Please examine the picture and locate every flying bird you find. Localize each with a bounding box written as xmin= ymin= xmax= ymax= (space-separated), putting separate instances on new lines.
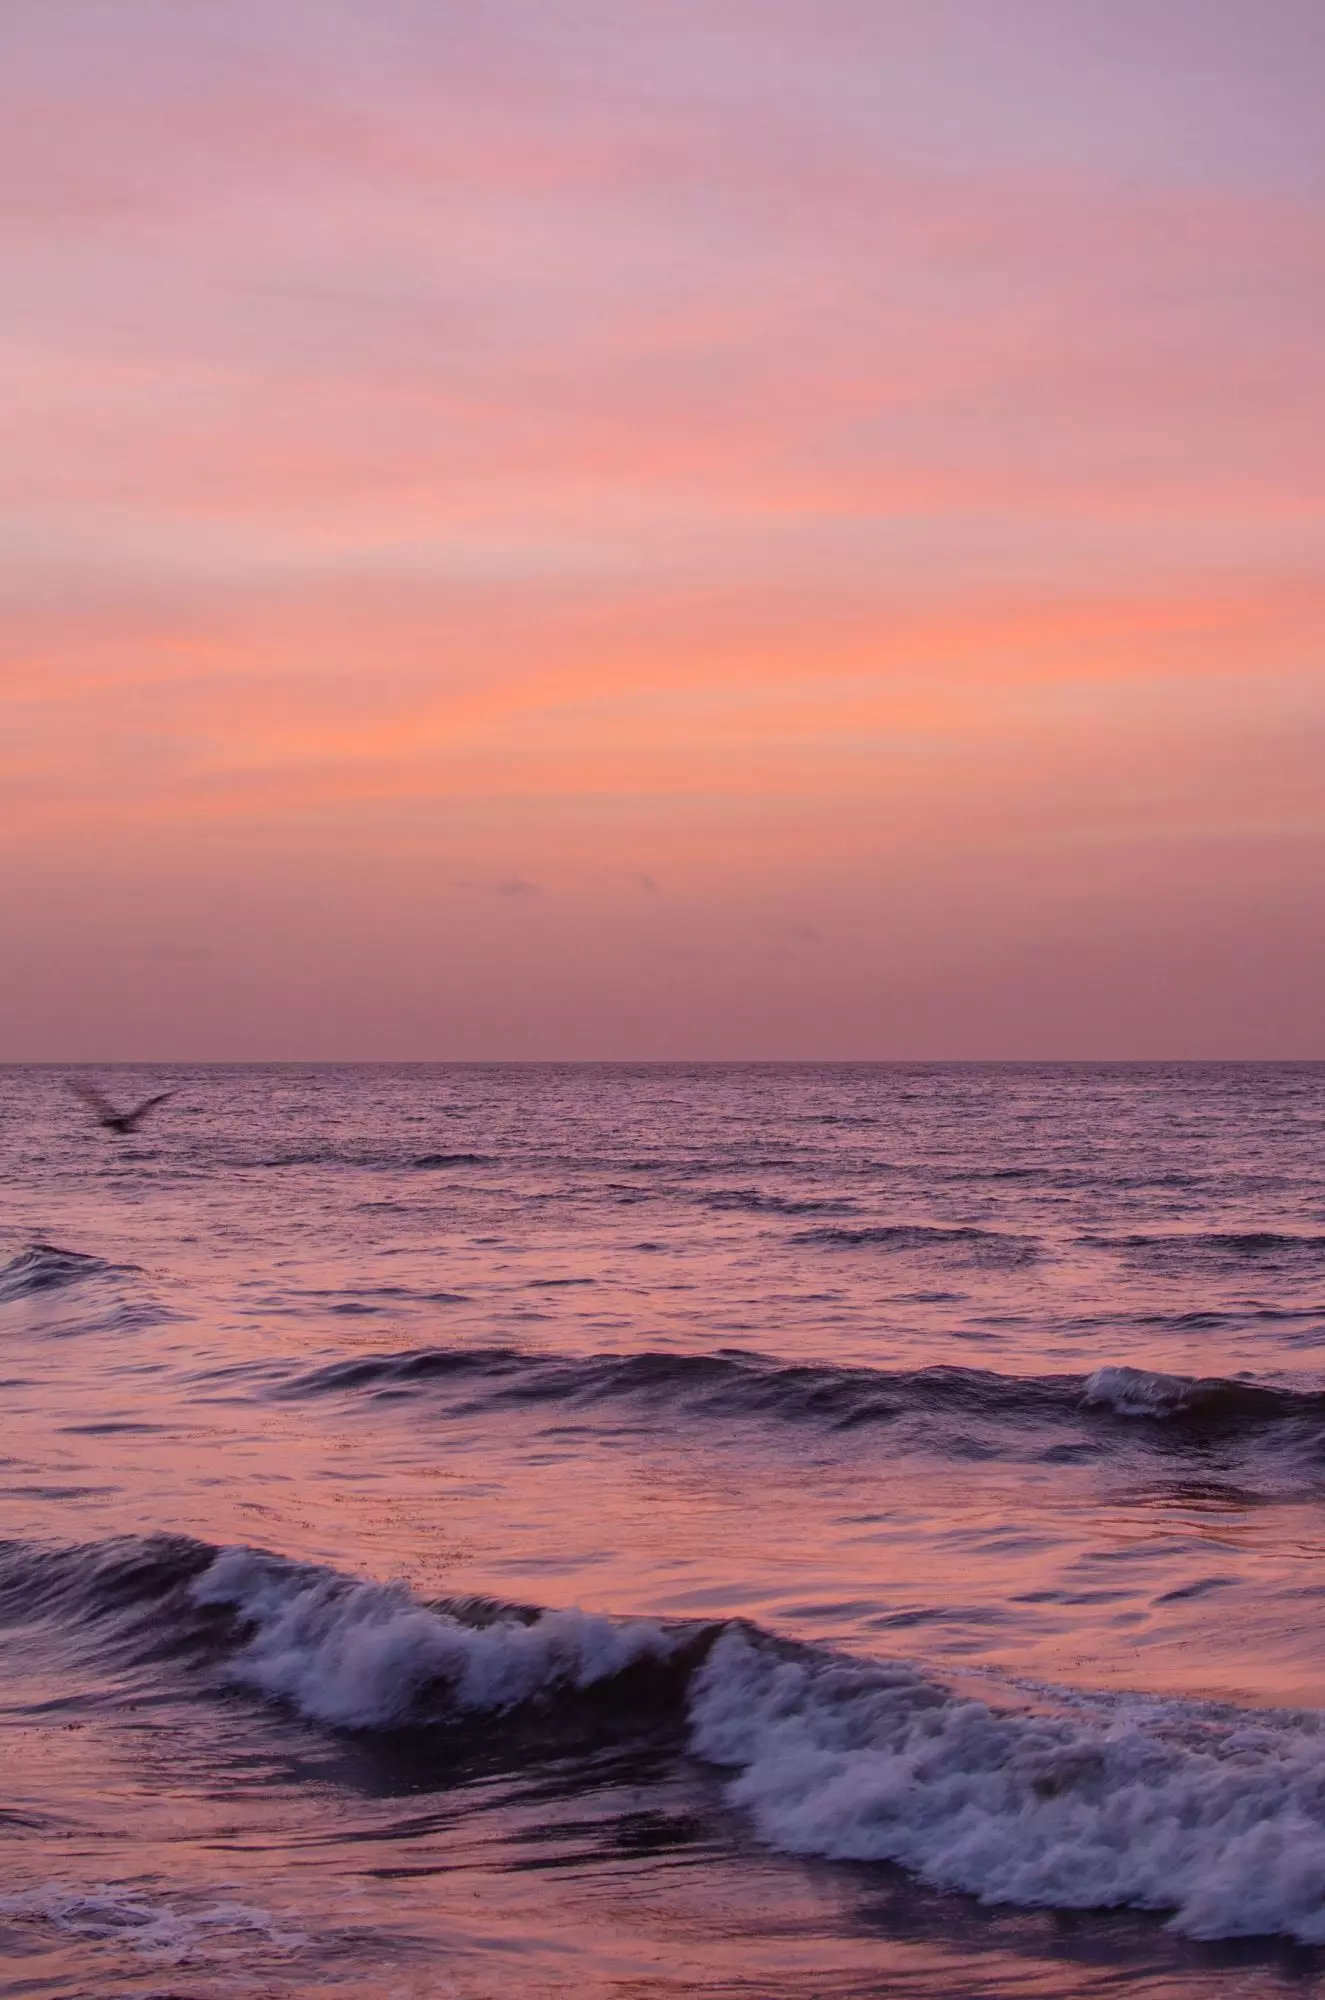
xmin=69 ymin=1080 xmax=173 ymax=1135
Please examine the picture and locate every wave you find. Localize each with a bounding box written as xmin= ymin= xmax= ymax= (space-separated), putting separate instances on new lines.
xmin=0 ymin=1242 xmax=174 ymax=1338
xmin=690 ymin=1625 xmax=1325 ymax=1944
xmin=283 ymin=1343 xmax=1076 ymax=1435
xmin=0 ymin=1533 xmax=219 ymax=1664
xmin=792 ymin=1224 xmax=1040 ymax=1265
xmin=1082 ymin=1364 xmax=1325 ymax=1422
xmin=193 ymin=1544 xmax=702 ymax=1730
xmin=279 ymin=1341 xmax=1325 ymax=1454
xmin=0 ymin=1533 xmax=704 ymax=1733
xmin=1088 ymin=1231 xmax=1325 ymax=1266
xmin=699 ymin=1189 xmax=859 ymax=1215
xmin=792 ymin=1113 xmax=879 ymax=1126
xmin=233 ymin=1147 xmax=496 ymax=1172
xmin=13 ymin=1532 xmax=1325 ymax=1942
xmin=0 ymin=1243 xmax=122 ymax=1303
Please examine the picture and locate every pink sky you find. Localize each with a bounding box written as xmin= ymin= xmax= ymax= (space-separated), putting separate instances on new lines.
xmin=2 ymin=0 xmax=1322 ymax=1057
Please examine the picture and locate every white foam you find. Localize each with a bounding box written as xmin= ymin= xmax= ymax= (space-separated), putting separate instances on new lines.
xmin=1081 ymin=1364 xmax=1194 ymax=1416
xmin=688 ymin=1626 xmax=1325 ymax=1942
xmin=191 ymin=1548 xmax=1325 ymax=1942
xmin=0 ymin=1884 xmax=305 ymax=1960
xmin=193 ymin=1545 xmax=679 ymax=1728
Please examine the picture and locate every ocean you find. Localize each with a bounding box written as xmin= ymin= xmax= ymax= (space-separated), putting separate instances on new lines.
xmin=3 ymin=1061 xmax=1325 ymax=1997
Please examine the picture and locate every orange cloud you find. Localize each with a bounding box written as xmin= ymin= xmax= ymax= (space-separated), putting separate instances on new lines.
xmin=2 ymin=1 xmax=1322 ymax=1053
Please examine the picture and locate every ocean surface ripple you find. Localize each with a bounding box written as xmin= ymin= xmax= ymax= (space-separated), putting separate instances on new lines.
xmin=3 ymin=1060 xmax=1325 ymax=1996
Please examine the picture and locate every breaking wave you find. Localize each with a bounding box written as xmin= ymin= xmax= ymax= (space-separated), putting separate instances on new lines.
xmin=193 ymin=1544 xmax=700 ymax=1730
xmin=0 ymin=1533 xmax=705 ymax=1734
xmin=13 ymin=1532 xmax=1325 ymax=1942
xmin=1081 ymin=1364 xmax=1324 ymax=1422
xmin=691 ymin=1625 xmax=1325 ymax=1944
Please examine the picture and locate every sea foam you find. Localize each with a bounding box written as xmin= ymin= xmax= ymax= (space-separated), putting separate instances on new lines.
xmin=0 ymin=1884 xmax=305 ymax=1960
xmin=690 ymin=1626 xmax=1325 ymax=1942
xmin=194 ymin=1545 xmax=682 ymax=1728
xmin=190 ymin=1545 xmax=1325 ymax=1943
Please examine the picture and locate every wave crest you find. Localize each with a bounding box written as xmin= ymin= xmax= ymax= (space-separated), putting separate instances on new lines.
xmin=285 ymin=1340 xmax=1325 ymax=1452
xmin=1089 ymin=1231 xmax=1325 ymax=1266
xmin=0 ymin=1243 xmax=119 ymax=1303
xmin=15 ymin=1531 xmax=1325 ymax=1942
xmin=1082 ymin=1364 xmax=1318 ymax=1424
xmin=284 ymin=1344 xmax=1076 ymax=1438
xmin=194 ymin=1546 xmax=689 ymax=1730
xmin=793 ymin=1224 xmax=1039 ymax=1265
xmin=690 ymin=1625 xmax=1325 ymax=1943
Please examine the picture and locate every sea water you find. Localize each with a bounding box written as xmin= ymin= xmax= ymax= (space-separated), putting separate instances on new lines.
xmin=2 ymin=1062 xmax=1325 ymax=1996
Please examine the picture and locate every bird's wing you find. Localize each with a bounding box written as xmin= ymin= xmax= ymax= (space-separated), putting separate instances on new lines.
xmin=68 ymin=1078 xmax=118 ymax=1119
xmin=124 ymin=1091 xmax=173 ymax=1127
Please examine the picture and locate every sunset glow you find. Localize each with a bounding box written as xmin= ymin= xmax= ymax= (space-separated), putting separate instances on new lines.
xmin=4 ymin=0 xmax=1322 ymax=1056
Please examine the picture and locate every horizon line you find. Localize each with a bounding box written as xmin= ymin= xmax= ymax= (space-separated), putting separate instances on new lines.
xmin=7 ymin=1056 xmax=1323 ymax=1070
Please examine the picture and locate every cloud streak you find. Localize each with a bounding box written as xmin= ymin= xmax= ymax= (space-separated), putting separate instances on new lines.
xmin=1 ymin=1 xmax=1321 ymax=1054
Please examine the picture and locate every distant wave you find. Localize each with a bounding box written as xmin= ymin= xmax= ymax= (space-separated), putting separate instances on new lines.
xmin=699 ymin=1189 xmax=858 ymax=1215
xmin=278 ymin=1340 xmax=1325 ymax=1450
xmin=792 ymin=1113 xmax=879 ymax=1127
xmin=1087 ymin=1231 xmax=1325 ymax=1265
xmin=11 ymin=1531 xmax=1325 ymax=1943
xmin=791 ymin=1223 xmax=1040 ymax=1265
xmin=0 ymin=1243 xmax=121 ymax=1303
xmin=282 ymin=1343 xmax=1070 ymax=1433
xmin=240 ymin=1149 xmax=496 ymax=1171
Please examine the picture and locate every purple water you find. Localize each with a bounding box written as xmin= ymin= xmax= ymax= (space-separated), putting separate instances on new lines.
xmin=3 ymin=1062 xmax=1325 ymax=1996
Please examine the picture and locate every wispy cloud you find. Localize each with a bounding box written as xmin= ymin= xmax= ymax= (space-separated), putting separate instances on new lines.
xmin=453 ymin=877 xmax=545 ymax=898
xmin=1 ymin=1 xmax=1321 ymax=1054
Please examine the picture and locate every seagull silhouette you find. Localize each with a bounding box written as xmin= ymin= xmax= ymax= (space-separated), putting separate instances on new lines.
xmin=69 ymin=1080 xmax=173 ymax=1135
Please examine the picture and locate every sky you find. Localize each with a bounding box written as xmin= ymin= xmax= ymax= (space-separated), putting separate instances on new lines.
xmin=2 ymin=0 xmax=1322 ymax=1059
